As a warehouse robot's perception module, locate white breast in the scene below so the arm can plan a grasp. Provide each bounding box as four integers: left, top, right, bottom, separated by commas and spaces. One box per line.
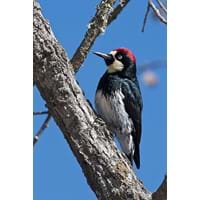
95, 89, 135, 156
95, 90, 133, 134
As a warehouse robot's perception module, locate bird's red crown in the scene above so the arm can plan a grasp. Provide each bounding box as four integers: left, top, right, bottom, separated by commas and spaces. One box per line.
115, 48, 136, 63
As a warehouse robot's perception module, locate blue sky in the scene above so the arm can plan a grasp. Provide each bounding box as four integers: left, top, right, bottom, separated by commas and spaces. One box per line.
34, 0, 166, 199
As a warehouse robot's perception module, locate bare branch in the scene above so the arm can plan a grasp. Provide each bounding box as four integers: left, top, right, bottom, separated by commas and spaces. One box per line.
33, 1, 153, 199
33, 1, 167, 199
71, 0, 130, 72
70, 0, 116, 72
152, 175, 167, 200
156, 0, 167, 14
33, 114, 51, 146
108, 0, 130, 25
33, 111, 49, 115
142, 0, 167, 32
141, 3, 150, 32
149, 0, 167, 24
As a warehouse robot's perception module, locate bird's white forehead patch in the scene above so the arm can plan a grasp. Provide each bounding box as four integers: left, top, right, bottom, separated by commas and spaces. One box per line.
110, 50, 117, 56
108, 51, 124, 73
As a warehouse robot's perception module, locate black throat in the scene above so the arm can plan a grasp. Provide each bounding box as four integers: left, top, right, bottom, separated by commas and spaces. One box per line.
97, 62, 138, 96
117, 62, 136, 80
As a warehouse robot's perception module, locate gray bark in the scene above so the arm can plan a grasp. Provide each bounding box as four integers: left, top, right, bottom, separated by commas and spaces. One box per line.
33, 1, 166, 199
71, 0, 116, 72
71, 0, 130, 72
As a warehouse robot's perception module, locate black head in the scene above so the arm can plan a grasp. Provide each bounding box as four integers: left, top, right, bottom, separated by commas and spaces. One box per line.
93, 48, 137, 75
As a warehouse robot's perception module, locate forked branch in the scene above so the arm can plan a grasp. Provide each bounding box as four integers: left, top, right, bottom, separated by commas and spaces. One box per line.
142, 0, 167, 32
33, 0, 166, 199
71, 0, 130, 72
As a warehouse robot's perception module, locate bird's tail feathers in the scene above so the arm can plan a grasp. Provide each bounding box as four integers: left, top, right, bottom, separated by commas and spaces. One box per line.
133, 145, 140, 169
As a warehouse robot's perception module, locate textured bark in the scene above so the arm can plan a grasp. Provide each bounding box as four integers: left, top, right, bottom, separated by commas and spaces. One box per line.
33, 1, 165, 199
71, 0, 130, 72
71, 0, 116, 72
152, 176, 167, 200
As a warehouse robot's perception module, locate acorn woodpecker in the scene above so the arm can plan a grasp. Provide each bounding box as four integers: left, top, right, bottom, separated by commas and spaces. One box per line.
94, 48, 143, 169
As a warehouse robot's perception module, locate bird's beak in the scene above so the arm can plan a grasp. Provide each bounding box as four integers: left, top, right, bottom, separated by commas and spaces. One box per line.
93, 51, 113, 61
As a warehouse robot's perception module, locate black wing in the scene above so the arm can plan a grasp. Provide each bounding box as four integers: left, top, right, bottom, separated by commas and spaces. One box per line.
121, 78, 143, 168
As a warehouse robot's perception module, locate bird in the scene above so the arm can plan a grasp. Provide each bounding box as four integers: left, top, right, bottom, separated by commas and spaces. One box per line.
93, 48, 143, 169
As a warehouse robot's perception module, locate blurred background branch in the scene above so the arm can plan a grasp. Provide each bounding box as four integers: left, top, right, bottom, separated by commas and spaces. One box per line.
33, 0, 166, 199
138, 59, 166, 87
33, 0, 153, 199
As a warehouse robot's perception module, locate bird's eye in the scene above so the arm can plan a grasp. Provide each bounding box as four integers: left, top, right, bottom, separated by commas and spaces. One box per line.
116, 54, 123, 60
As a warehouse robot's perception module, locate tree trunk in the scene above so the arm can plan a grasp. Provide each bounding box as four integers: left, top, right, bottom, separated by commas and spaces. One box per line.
33, 1, 166, 199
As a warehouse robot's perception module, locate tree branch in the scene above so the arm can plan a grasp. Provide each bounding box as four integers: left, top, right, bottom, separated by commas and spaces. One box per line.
33, 114, 51, 146
33, 111, 49, 115
33, 0, 166, 199
108, 0, 130, 25
141, 3, 151, 32
70, 0, 130, 72
33, 1, 153, 199
152, 175, 167, 200
142, 0, 167, 32
156, 0, 167, 14
148, 0, 167, 24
